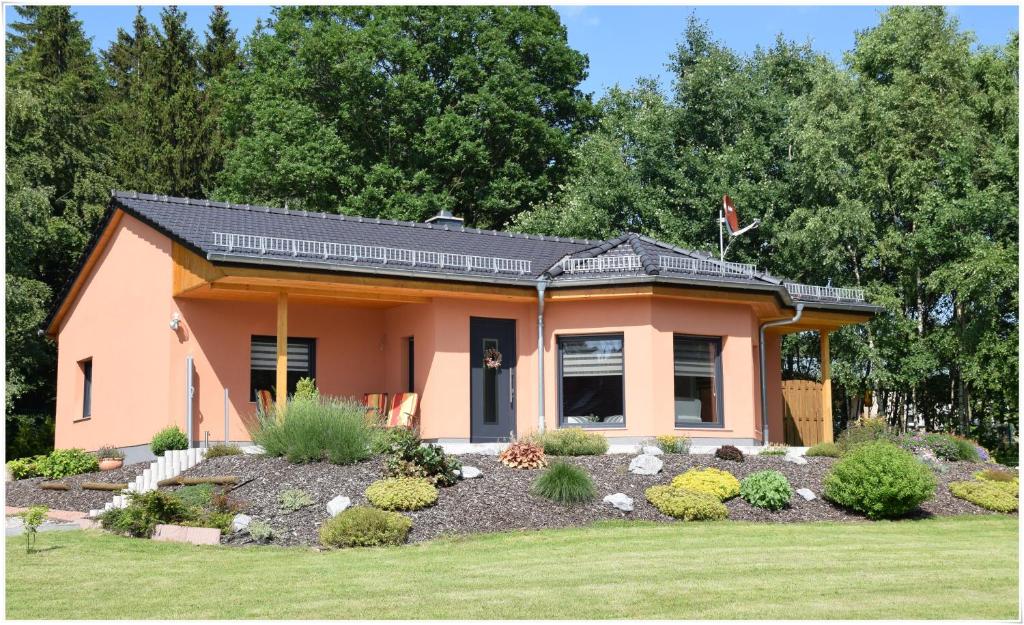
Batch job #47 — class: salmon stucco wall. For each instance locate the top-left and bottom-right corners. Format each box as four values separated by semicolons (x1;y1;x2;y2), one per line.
55;214;175;451
764;331;784;444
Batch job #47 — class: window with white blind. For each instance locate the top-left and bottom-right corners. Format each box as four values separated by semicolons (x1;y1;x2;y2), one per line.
250;336;316;402
674;335;723;428
558;334;625;427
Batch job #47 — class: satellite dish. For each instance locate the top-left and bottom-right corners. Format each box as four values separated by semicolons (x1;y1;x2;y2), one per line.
717;194;761;263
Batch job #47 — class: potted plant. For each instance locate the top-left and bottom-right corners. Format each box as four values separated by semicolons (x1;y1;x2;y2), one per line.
96;446;125;471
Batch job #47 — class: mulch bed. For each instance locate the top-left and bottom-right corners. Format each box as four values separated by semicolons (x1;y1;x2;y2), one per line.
5;463;148;512
172;452;1011;548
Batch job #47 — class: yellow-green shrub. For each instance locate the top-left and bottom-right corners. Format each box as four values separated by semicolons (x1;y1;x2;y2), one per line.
670;468;740;501
319;506;412;547
645;485;728;521
949;481;1018;513
365;477;438;511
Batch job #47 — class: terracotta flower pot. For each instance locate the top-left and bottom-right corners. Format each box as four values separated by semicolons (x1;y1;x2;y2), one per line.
99;458;124;471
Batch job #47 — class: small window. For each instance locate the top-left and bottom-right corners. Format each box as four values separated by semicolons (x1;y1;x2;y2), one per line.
81;359;93;419
558;334;625;427
406;337;415;393
674;336;724;428
250;336;315;402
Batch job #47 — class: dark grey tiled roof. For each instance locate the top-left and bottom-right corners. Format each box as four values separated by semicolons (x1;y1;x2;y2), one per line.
42;191;878;331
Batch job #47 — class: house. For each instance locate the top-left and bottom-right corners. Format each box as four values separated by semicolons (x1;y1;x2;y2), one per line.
45;192;878;462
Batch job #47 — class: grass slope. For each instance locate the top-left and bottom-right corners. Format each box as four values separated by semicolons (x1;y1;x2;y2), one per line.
6;516;1018;619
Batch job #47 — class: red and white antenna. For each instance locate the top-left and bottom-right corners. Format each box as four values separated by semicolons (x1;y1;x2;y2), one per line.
719;194;761;262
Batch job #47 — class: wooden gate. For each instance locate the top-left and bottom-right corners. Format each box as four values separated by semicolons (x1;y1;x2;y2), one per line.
782;380;824;446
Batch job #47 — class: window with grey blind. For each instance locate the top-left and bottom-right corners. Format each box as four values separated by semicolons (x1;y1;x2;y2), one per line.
250;336;316;402
558;335;625;426
674;336;723;428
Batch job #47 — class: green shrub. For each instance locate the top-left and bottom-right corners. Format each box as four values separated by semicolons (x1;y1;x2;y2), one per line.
823;441;936;519
537;428;609;456
6;455;45;480
319;506;412;548
671;468;740;501
898;432;980;462
95;445;124;460
366;477;438;511
975;468;1018;483
949;481;1018;513
150;426;188;456
952;437;981;462
714;445;744;462
247;520;274;542
740;471;793;511
253;396;374;465
204;444;242;459
279;489;314;512
173;484;215;511
383;431;461;487
371;426;419;455
100;491;195;537
530;462;596;504
806;442;841;458
836;416;895;453
645;485;728;521
654;435;690;454
293;377;320;402
36;448;99;478
22;506;48;553
759;445;789;457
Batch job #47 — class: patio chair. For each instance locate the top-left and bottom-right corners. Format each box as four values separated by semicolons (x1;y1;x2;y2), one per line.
362;393;389;425
387;392;419;429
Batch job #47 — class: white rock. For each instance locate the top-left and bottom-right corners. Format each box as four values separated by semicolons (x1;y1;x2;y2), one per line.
628;454;664;475
641;446;664;456
231;514;251;532
459;466;482;479
796;488;816;501
326;496;352;517
241;445;265;455
603;493;634;512
784;454;808;465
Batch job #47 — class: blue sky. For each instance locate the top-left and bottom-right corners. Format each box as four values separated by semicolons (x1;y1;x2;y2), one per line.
8;5;1018;97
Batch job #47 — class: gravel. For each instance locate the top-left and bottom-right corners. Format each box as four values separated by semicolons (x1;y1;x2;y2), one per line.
174;452;1013;547
8;452;1009;546
5;464;148;511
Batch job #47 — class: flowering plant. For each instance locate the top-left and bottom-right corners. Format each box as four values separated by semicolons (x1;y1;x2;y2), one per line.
483;347;502;369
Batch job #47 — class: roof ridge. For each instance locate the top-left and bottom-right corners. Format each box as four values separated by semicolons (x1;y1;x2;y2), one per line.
626;233;660;275
110;190;597;247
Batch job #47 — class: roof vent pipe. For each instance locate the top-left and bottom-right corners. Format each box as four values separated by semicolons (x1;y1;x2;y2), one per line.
424;209;465;229
758;304;804;446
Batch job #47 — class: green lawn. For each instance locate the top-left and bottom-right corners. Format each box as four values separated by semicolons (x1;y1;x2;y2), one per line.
6;516;1018;619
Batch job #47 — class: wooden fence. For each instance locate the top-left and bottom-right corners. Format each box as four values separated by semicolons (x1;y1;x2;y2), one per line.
782;380;824;446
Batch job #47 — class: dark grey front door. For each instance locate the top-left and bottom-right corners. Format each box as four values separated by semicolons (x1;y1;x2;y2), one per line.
470;317;516;442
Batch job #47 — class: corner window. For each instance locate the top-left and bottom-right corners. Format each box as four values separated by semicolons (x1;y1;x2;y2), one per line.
250;336;315;402
558;334;624;427
674;336;723;428
81;359;93;419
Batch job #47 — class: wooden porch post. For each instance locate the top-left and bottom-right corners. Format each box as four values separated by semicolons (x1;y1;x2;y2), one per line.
820;329;833;443
276;291;288;412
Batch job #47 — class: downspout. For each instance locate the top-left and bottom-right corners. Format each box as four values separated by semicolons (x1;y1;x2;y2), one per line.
758;303;804;446
536;278;548;434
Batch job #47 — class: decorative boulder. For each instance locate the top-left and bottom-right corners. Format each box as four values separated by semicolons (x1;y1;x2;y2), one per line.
459;466;482;479
326;496;352;517
796;488;817;501
784;454;808;465
231;513;251;532
603;493;634;512
641;446;664;456
628;454;664;475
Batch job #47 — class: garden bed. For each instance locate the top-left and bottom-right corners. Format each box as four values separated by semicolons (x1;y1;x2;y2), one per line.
173;452;1009;547
5;463;147;511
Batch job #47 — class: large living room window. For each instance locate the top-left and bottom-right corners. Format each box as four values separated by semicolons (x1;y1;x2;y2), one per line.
674;335;723;428
558;334;625;427
250;336;316;402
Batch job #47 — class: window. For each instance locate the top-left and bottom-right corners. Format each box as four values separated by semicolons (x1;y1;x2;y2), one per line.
250;336;315;402
81;359;93;419
558;334;624;426
406;337;415;393
674;336;723;428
